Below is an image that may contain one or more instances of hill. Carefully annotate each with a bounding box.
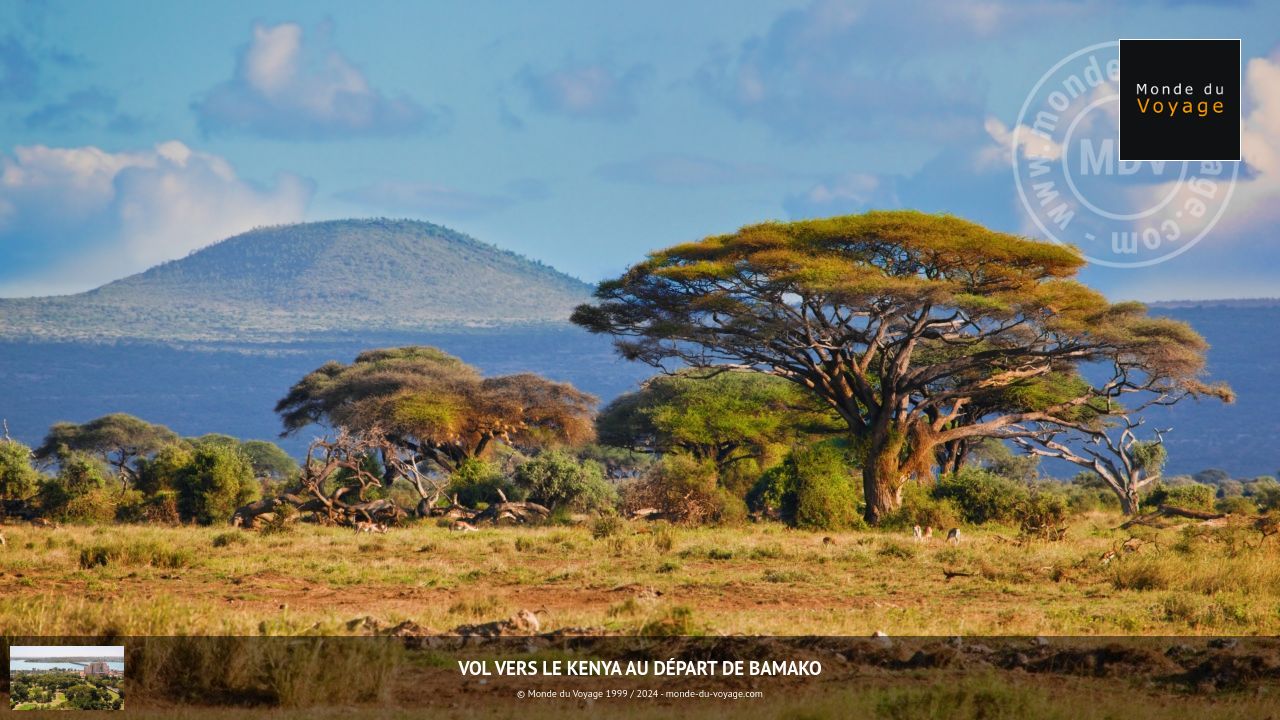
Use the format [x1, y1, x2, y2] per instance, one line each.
[0, 219, 593, 341]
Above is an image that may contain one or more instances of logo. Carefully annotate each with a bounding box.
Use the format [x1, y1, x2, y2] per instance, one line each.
[1013, 41, 1239, 268]
[1120, 39, 1241, 161]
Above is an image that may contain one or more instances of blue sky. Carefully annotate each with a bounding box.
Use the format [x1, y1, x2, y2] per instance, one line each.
[2, 0, 1279, 300]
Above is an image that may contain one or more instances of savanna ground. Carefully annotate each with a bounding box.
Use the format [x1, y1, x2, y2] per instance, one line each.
[4, 515, 1280, 719]
[2, 512, 1278, 636]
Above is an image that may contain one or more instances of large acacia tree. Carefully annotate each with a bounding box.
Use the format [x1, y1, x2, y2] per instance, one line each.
[275, 346, 597, 506]
[34, 413, 179, 488]
[572, 211, 1227, 523]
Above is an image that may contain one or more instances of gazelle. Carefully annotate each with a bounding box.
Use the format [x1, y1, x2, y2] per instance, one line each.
[354, 521, 388, 534]
[946, 528, 961, 545]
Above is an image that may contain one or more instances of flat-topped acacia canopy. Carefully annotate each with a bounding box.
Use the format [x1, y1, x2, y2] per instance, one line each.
[573, 210, 1229, 523]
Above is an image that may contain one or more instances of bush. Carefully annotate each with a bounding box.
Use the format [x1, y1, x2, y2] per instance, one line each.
[37, 453, 112, 521]
[1250, 480, 1280, 512]
[79, 539, 191, 569]
[591, 515, 625, 539]
[933, 468, 1027, 525]
[174, 444, 259, 525]
[1015, 491, 1069, 540]
[446, 458, 520, 507]
[513, 450, 616, 511]
[59, 487, 119, 524]
[1146, 482, 1216, 512]
[0, 439, 40, 501]
[135, 444, 194, 495]
[748, 443, 863, 531]
[883, 483, 960, 530]
[620, 456, 718, 524]
[1216, 495, 1257, 515]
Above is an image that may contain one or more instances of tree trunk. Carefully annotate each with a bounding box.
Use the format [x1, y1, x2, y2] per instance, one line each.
[863, 430, 907, 525]
[1119, 485, 1141, 515]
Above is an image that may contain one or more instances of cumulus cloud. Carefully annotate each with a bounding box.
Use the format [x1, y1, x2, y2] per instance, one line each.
[697, 0, 1085, 141]
[783, 173, 900, 218]
[518, 61, 652, 121]
[0, 141, 312, 296]
[194, 22, 446, 139]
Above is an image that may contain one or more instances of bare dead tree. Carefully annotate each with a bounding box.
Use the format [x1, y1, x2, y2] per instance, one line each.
[1013, 415, 1169, 515]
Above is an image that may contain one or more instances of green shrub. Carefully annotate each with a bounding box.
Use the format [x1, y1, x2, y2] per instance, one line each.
[0, 439, 40, 501]
[174, 444, 259, 525]
[79, 540, 191, 569]
[135, 444, 193, 496]
[1250, 480, 1280, 512]
[713, 488, 749, 525]
[513, 450, 617, 511]
[591, 515, 625, 539]
[749, 443, 863, 531]
[1215, 495, 1258, 515]
[37, 454, 116, 522]
[142, 490, 181, 524]
[59, 487, 119, 524]
[447, 458, 520, 507]
[933, 467, 1027, 524]
[1015, 491, 1069, 540]
[621, 455, 720, 524]
[212, 531, 249, 548]
[882, 483, 960, 530]
[1146, 482, 1215, 512]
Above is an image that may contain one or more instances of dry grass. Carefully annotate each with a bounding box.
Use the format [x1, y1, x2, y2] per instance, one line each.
[1, 513, 1279, 637]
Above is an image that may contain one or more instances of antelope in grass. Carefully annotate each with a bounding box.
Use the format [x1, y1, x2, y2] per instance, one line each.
[946, 528, 962, 545]
[354, 521, 388, 534]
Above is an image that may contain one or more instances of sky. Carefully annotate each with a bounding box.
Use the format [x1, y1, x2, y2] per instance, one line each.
[1, 0, 1279, 301]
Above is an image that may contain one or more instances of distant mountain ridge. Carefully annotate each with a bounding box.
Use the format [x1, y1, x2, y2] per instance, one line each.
[0, 219, 594, 341]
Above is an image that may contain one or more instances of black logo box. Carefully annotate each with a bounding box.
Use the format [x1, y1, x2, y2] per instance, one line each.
[1119, 39, 1241, 161]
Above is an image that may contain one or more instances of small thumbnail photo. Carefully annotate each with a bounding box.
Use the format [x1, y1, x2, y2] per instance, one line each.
[9, 646, 124, 711]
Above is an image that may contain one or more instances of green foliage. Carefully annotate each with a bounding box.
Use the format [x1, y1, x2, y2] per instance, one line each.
[37, 452, 112, 521]
[276, 346, 596, 475]
[749, 442, 864, 531]
[966, 439, 1038, 483]
[933, 467, 1028, 525]
[591, 515, 625, 539]
[0, 219, 593, 341]
[35, 413, 178, 480]
[622, 455, 737, 525]
[1146, 482, 1216, 512]
[513, 450, 616, 511]
[174, 444, 260, 525]
[882, 483, 961, 530]
[1246, 480, 1280, 512]
[0, 439, 40, 500]
[1216, 496, 1258, 515]
[240, 440, 300, 481]
[446, 458, 520, 507]
[1015, 491, 1069, 540]
[597, 370, 840, 482]
[135, 444, 194, 495]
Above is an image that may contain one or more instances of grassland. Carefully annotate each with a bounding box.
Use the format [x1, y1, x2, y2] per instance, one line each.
[2, 512, 1278, 637]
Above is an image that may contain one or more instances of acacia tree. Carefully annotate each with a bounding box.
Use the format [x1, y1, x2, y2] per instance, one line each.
[598, 369, 841, 477]
[274, 346, 597, 508]
[572, 211, 1228, 523]
[34, 413, 179, 487]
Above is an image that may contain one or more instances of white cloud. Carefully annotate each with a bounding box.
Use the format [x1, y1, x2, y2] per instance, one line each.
[0, 141, 312, 297]
[518, 61, 652, 121]
[194, 22, 446, 139]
